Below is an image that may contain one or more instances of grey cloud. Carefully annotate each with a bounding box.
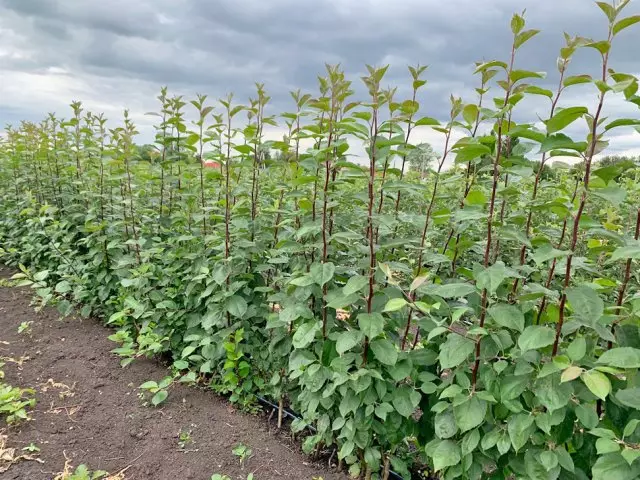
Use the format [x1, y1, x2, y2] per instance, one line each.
[0, 0, 638, 149]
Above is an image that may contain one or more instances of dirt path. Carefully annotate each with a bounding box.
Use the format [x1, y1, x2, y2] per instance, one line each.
[0, 273, 345, 480]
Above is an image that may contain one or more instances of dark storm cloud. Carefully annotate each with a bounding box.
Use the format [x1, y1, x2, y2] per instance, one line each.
[0, 0, 639, 149]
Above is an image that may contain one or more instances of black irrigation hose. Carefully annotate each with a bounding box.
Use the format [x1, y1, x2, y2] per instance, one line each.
[255, 395, 404, 480]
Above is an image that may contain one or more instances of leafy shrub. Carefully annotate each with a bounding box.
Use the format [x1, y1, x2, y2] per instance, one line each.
[1, 2, 640, 479]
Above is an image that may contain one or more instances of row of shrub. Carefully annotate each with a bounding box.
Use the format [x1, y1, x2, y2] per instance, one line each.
[2, 2, 640, 478]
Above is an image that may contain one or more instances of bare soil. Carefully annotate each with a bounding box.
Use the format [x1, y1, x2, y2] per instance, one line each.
[0, 271, 346, 480]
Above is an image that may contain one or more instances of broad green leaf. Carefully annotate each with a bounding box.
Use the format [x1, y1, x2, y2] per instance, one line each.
[461, 429, 480, 457]
[310, 262, 335, 286]
[592, 185, 626, 206]
[292, 321, 320, 349]
[383, 298, 408, 312]
[518, 326, 556, 352]
[434, 409, 458, 439]
[568, 337, 587, 361]
[621, 448, 640, 466]
[358, 312, 384, 338]
[546, 107, 588, 134]
[539, 134, 588, 153]
[564, 74, 592, 87]
[592, 453, 640, 480]
[531, 244, 571, 265]
[438, 334, 475, 369]
[454, 396, 487, 433]
[487, 304, 525, 332]
[431, 440, 461, 472]
[561, 366, 582, 383]
[510, 69, 546, 83]
[514, 29, 540, 48]
[336, 330, 361, 355]
[609, 244, 640, 262]
[613, 15, 640, 35]
[539, 450, 559, 472]
[623, 419, 640, 438]
[581, 370, 611, 400]
[343, 275, 370, 295]
[392, 386, 420, 418]
[616, 388, 640, 410]
[508, 414, 535, 452]
[475, 262, 520, 294]
[151, 390, 168, 406]
[596, 438, 620, 454]
[370, 338, 398, 366]
[420, 282, 475, 298]
[227, 295, 247, 318]
[576, 404, 599, 429]
[597, 347, 640, 368]
[566, 286, 604, 326]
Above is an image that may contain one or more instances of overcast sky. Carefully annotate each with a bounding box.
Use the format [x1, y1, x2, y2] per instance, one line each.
[1, 0, 639, 163]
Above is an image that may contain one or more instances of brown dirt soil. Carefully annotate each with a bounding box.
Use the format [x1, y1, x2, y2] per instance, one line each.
[0, 272, 346, 480]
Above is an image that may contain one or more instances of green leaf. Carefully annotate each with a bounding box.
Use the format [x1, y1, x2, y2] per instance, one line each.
[518, 326, 556, 352]
[514, 29, 540, 48]
[597, 347, 640, 368]
[566, 286, 604, 326]
[420, 283, 476, 299]
[623, 419, 640, 438]
[431, 440, 461, 472]
[392, 386, 420, 418]
[310, 262, 335, 286]
[581, 370, 611, 400]
[622, 448, 640, 466]
[597, 438, 621, 454]
[383, 298, 408, 312]
[358, 312, 384, 338]
[539, 134, 587, 153]
[33, 270, 49, 282]
[576, 404, 599, 429]
[592, 185, 626, 206]
[439, 334, 475, 369]
[487, 304, 525, 332]
[524, 85, 553, 98]
[531, 244, 571, 265]
[546, 107, 588, 134]
[604, 118, 640, 131]
[454, 396, 487, 433]
[414, 116, 440, 126]
[564, 74, 592, 87]
[508, 414, 535, 452]
[343, 275, 370, 295]
[609, 244, 640, 262]
[151, 390, 168, 406]
[336, 330, 361, 355]
[592, 453, 640, 480]
[227, 295, 248, 318]
[435, 409, 458, 439]
[370, 338, 398, 366]
[613, 15, 640, 35]
[539, 451, 559, 472]
[561, 366, 582, 383]
[616, 388, 640, 410]
[454, 144, 491, 163]
[461, 429, 480, 457]
[510, 69, 546, 83]
[292, 321, 320, 349]
[567, 337, 587, 361]
[475, 262, 520, 295]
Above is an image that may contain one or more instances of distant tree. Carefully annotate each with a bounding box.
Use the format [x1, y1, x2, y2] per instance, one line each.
[596, 154, 637, 168]
[134, 144, 160, 163]
[407, 143, 438, 178]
